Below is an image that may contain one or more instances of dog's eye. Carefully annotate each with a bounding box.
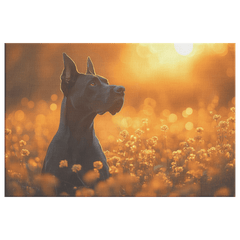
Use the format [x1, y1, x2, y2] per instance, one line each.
[90, 82, 96, 87]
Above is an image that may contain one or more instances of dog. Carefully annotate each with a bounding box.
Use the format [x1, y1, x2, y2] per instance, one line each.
[42, 53, 125, 195]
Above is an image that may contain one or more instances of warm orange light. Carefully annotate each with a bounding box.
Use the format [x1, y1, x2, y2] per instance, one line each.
[214, 187, 230, 197]
[182, 110, 188, 118]
[121, 44, 213, 85]
[149, 43, 186, 65]
[186, 107, 193, 115]
[50, 103, 57, 111]
[211, 43, 228, 56]
[212, 96, 219, 104]
[36, 114, 46, 124]
[170, 123, 178, 133]
[185, 122, 193, 130]
[28, 159, 38, 171]
[28, 101, 34, 109]
[23, 134, 29, 141]
[131, 118, 142, 129]
[144, 98, 156, 108]
[108, 135, 115, 143]
[38, 100, 48, 111]
[143, 105, 154, 116]
[16, 126, 23, 135]
[15, 110, 25, 121]
[43, 129, 49, 137]
[25, 121, 33, 131]
[51, 94, 58, 101]
[226, 67, 234, 78]
[11, 134, 18, 142]
[163, 109, 170, 117]
[21, 97, 28, 106]
[168, 113, 177, 123]
[121, 117, 132, 128]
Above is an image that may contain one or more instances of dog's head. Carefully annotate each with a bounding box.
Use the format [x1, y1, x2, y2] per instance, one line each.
[60, 53, 125, 115]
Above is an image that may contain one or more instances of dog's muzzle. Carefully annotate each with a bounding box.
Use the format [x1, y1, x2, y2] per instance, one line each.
[114, 86, 125, 95]
[108, 86, 125, 115]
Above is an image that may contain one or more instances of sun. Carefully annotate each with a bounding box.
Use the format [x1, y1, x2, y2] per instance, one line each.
[174, 43, 193, 56]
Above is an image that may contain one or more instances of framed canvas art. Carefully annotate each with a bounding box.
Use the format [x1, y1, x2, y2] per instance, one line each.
[5, 43, 235, 197]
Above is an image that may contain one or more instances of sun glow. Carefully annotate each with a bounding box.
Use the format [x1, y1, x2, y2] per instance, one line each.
[120, 43, 199, 83]
[174, 44, 193, 56]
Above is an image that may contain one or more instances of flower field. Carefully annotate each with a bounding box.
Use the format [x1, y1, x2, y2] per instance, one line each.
[5, 94, 235, 197]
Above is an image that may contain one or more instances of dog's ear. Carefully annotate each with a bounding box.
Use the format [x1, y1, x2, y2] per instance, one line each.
[86, 57, 95, 75]
[61, 53, 79, 96]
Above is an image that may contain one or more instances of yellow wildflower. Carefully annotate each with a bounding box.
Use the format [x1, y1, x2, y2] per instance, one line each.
[93, 161, 103, 170]
[20, 149, 30, 157]
[19, 140, 27, 147]
[71, 164, 82, 173]
[59, 160, 68, 168]
[161, 125, 169, 132]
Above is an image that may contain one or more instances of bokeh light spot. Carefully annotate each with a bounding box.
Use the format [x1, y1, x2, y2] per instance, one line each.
[28, 101, 35, 109]
[36, 114, 46, 125]
[21, 97, 28, 106]
[50, 103, 57, 111]
[212, 96, 219, 104]
[214, 187, 230, 197]
[144, 98, 156, 108]
[16, 126, 23, 135]
[185, 122, 193, 130]
[143, 105, 154, 116]
[51, 94, 58, 101]
[12, 134, 18, 142]
[108, 135, 115, 143]
[132, 117, 142, 129]
[186, 107, 193, 115]
[112, 114, 122, 125]
[182, 110, 188, 118]
[28, 159, 38, 171]
[211, 43, 228, 56]
[15, 110, 25, 121]
[23, 134, 29, 141]
[121, 117, 132, 128]
[163, 109, 170, 117]
[168, 113, 177, 123]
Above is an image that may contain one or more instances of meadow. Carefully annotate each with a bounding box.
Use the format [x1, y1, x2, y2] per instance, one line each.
[5, 94, 235, 197]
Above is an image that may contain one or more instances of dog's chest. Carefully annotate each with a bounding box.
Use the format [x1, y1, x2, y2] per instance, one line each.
[66, 134, 106, 168]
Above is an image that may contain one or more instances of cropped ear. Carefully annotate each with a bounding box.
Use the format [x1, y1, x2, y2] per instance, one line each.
[60, 53, 79, 96]
[86, 57, 95, 75]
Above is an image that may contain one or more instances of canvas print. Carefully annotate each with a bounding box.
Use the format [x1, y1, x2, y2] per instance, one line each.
[5, 43, 235, 197]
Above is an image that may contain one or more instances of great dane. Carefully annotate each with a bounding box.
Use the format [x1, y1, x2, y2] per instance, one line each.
[42, 53, 125, 195]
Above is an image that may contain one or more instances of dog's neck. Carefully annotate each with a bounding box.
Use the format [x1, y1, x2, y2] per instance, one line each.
[59, 97, 97, 142]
